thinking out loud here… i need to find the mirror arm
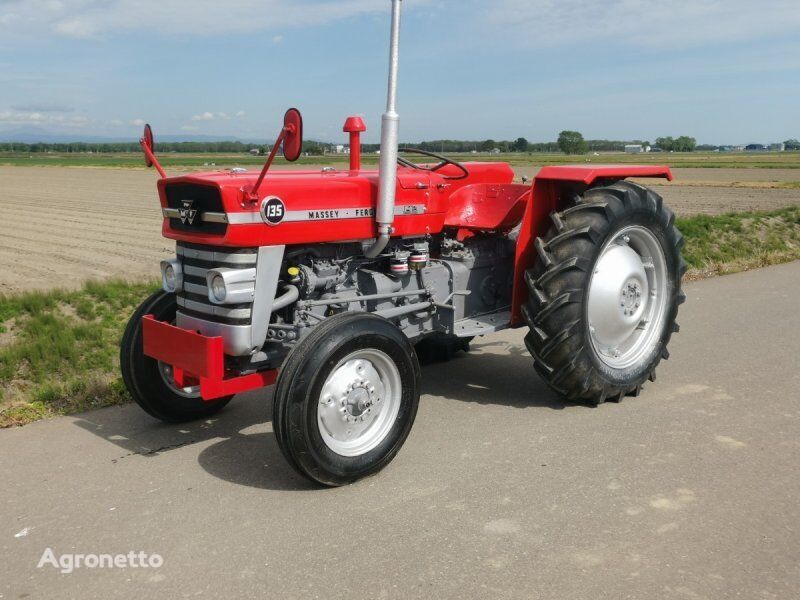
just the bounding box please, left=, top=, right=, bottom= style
left=140, top=137, right=167, bottom=179
left=248, top=125, right=292, bottom=203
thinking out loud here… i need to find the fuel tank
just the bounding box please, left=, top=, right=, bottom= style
left=156, top=163, right=516, bottom=248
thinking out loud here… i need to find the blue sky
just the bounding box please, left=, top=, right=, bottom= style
left=1, top=0, right=799, bottom=145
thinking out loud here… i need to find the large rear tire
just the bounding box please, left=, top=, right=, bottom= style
left=523, top=180, right=686, bottom=403
left=272, top=312, right=421, bottom=487
left=120, top=291, right=232, bottom=423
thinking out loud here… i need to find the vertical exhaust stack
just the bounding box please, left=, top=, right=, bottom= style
left=365, top=0, right=403, bottom=258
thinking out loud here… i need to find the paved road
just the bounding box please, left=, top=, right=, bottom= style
left=2, top=262, right=800, bottom=599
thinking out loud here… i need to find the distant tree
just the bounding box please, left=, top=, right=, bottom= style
left=557, top=130, right=587, bottom=155
left=784, top=139, right=800, bottom=150
left=655, top=136, right=674, bottom=151
left=673, top=136, right=697, bottom=152
left=513, top=137, right=529, bottom=152
left=480, top=139, right=496, bottom=152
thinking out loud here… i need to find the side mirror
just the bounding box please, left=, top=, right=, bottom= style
left=142, top=124, right=155, bottom=168
left=282, top=108, right=303, bottom=162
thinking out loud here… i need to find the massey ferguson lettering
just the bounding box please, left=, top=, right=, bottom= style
left=308, top=210, right=340, bottom=220
left=306, top=208, right=375, bottom=220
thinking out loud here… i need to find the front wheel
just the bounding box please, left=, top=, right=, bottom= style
left=523, top=180, right=687, bottom=403
left=272, top=312, right=421, bottom=486
left=120, top=291, right=232, bottom=422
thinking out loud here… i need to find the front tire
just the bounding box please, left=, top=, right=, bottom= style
left=120, top=291, right=232, bottom=422
left=523, top=180, right=686, bottom=403
left=272, top=312, right=421, bottom=487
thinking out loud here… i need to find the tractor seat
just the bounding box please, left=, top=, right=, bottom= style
left=443, top=183, right=530, bottom=231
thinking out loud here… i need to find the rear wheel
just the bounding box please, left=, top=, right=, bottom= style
left=120, top=291, right=232, bottom=422
left=272, top=312, right=421, bottom=486
left=523, top=180, right=686, bottom=403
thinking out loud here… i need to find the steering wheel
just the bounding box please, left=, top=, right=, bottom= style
left=397, top=148, right=469, bottom=180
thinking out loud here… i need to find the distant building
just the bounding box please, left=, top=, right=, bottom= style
left=625, top=144, right=644, bottom=154
left=745, top=144, right=765, bottom=151
left=770, top=142, right=786, bottom=152
left=249, top=148, right=260, bottom=156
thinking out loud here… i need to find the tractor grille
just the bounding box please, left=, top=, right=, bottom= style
left=164, top=183, right=227, bottom=235
left=176, top=242, right=257, bottom=325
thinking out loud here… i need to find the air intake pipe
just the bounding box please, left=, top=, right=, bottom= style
left=364, top=0, right=403, bottom=258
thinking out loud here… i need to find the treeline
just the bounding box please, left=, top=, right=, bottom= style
left=362, top=138, right=654, bottom=154
left=2, top=137, right=798, bottom=155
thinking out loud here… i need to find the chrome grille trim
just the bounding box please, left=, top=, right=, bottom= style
left=183, top=264, right=209, bottom=279
left=177, top=244, right=258, bottom=266
left=176, top=296, right=253, bottom=320
left=176, top=242, right=256, bottom=326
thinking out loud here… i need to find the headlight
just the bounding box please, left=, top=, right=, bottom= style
left=210, top=274, right=227, bottom=302
left=206, top=267, right=256, bottom=305
left=160, top=259, right=183, bottom=293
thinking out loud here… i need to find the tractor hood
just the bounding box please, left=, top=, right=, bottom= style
left=155, top=163, right=515, bottom=248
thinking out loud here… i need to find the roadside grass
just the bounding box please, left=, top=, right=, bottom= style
left=1, top=206, right=799, bottom=427
left=677, top=206, right=800, bottom=280
left=0, top=280, right=158, bottom=427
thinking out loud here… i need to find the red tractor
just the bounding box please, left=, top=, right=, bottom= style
left=122, top=0, right=685, bottom=486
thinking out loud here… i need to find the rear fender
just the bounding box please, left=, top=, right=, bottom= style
left=509, top=165, right=672, bottom=326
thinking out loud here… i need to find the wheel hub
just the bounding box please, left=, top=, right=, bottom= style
left=620, top=280, right=643, bottom=317
left=317, top=351, right=402, bottom=457
left=587, top=226, right=668, bottom=370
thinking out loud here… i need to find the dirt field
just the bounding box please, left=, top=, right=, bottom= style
left=2, top=165, right=798, bottom=293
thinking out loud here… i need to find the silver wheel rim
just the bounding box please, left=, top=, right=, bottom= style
left=587, top=225, right=668, bottom=370
left=317, top=349, right=402, bottom=457
left=158, top=362, right=202, bottom=398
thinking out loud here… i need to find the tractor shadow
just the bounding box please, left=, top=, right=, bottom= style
left=73, top=335, right=570, bottom=492
left=72, top=391, right=317, bottom=492
left=419, top=337, right=570, bottom=410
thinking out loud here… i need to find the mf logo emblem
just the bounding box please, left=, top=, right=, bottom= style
left=179, top=200, right=198, bottom=225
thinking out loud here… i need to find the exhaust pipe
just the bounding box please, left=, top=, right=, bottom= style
left=365, top=0, right=402, bottom=258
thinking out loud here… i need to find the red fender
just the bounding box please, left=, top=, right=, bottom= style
left=510, top=165, right=672, bottom=326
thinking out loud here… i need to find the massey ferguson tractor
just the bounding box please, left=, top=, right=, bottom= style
left=121, top=0, right=686, bottom=486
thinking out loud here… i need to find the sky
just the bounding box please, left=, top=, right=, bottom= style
left=1, top=0, right=799, bottom=145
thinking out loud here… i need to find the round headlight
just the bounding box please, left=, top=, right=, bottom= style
left=163, top=264, right=176, bottom=290
left=210, top=274, right=226, bottom=302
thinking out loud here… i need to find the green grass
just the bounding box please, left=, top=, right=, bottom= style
left=677, top=206, right=800, bottom=278
left=1, top=206, right=799, bottom=427
left=0, top=280, right=159, bottom=427
left=1, top=151, right=799, bottom=170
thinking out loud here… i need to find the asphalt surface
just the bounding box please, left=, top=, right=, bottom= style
left=2, top=261, right=799, bottom=599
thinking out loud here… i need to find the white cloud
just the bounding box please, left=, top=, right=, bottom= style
left=479, top=0, right=800, bottom=48
left=0, top=109, right=91, bottom=127
left=190, top=111, right=245, bottom=122
left=0, top=0, right=405, bottom=39
left=180, top=125, right=199, bottom=131
left=129, top=118, right=146, bottom=126
left=272, top=35, right=283, bottom=45
left=53, top=18, right=93, bottom=38
left=11, top=103, right=73, bottom=112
